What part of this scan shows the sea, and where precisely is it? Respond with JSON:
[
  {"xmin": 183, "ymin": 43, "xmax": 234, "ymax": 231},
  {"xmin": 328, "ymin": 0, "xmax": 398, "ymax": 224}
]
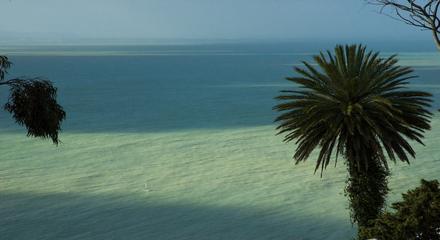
[{"xmin": 0, "ymin": 41, "xmax": 439, "ymax": 240}]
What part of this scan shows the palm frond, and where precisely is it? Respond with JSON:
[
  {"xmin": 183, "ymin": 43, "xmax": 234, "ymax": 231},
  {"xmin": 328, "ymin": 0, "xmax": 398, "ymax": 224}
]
[{"xmin": 274, "ymin": 44, "xmax": 432, "ymax": 175}]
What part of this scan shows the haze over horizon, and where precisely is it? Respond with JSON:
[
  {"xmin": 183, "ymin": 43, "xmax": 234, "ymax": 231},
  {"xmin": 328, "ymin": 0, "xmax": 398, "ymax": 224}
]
[{"xmin": 0, "ymin": 0, "xmax": 432, "ymax": 45}]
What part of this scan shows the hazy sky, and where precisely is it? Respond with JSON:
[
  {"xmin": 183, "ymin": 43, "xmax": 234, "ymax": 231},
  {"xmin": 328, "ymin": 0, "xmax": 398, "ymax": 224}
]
[{"xmin": 0, "ymin": 0, "xmax": 430, "ymax": 41}]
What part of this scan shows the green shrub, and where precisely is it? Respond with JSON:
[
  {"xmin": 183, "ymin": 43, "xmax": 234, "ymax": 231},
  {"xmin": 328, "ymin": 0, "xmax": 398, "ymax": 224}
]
[{"xmin": 359, "ymin": 179, "xmax": 440, "ymax": 240}]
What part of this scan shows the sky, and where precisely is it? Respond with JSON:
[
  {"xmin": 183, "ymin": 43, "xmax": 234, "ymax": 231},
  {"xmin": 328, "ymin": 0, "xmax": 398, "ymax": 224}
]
[{"xmin": 0, "ymin": 0, "xmax": 431, "ymax": 43}]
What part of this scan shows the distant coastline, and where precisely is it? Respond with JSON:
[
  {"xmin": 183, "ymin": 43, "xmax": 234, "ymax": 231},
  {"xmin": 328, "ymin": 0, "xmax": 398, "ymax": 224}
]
[
  {"xmin": 0, "ymin": 39, "xmax": 437, "ymax": 58},
  {"xmin": 0, "ymin": 35, "xmax": 435, "ymax": 51}
]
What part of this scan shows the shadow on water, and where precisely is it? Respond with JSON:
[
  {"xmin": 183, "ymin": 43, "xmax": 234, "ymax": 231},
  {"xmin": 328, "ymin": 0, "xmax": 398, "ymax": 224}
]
[{"xmin": 0, "ymin": 192, "xmax": 355, "ymax": 240}]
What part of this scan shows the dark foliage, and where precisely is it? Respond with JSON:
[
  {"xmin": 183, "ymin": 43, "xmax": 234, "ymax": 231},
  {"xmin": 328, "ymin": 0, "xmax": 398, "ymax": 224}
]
[
  {"xmin": 360, "ymin": 179, "xmax": 440, "ymax": 240},
  {"xmin": 0, "ymin": 55, "xmax": 12, "ymax": 81},
  {"xmin": 274, "ymin": 45, "xmax": 432, "ymax": 229},
  {"xmin": 4, "ymin": 79, "xmax": 66, "ymax": 144},
  {"xmin": 0, "ymin": 55, "xmax": 65, "ymax": 144}
]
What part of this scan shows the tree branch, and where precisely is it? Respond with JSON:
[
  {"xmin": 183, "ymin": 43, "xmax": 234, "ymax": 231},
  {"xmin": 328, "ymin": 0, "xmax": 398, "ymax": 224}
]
[
  {"xmin": 368, "ymin": 0, "xmax": 440, "ymax": 49},
  {"xmin": 369, "ymin": 0, "xmax": 439, "ymax": 28}
]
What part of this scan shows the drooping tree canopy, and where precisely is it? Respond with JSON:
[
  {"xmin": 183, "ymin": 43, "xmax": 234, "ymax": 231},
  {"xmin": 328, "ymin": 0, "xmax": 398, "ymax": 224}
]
[
  {"xmin": 0, "ymin": 55, "xmax": 66, "ymax": 144},
  {"xmin": 368, "ymin": 0, "xmax": 440, "ymax": 49}
]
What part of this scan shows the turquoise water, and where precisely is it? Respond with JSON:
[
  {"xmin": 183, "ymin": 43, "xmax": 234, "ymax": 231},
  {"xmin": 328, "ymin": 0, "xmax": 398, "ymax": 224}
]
[{"xmin": 1, "ymin": 43, "xmax": 440, "ymax": 239}]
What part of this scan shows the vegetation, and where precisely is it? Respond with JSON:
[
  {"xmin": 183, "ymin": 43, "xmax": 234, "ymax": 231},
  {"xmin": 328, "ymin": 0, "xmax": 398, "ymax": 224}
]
[
  {"xmin": 360, "ymin": 179, "xmax": 440, "ymax": 240},
  {"xmin": 274, "ymin": 45, "xmax": 432, "ymax": 233},
  {"xmin": 0, "ymin": 55, "xmax": 65, "ymax": 144},
  {"xmin": 368, "ymin": 0, "xmax": 440, "ymax": 50}
]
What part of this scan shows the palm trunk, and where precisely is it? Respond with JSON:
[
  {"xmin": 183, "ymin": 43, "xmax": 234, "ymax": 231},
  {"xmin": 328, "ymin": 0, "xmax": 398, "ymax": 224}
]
[
  {"xmin": 346, "ymin": 159, "xmax": 389, "ymax": 228},
  {"xmin": 345, "ymin": 139, "xmax": 390, "ymax": 230}
]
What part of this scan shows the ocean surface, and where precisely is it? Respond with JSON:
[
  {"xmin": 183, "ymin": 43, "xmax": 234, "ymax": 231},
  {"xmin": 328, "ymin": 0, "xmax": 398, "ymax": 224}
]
[{"xmin": 1, "ymin": 42, "xmax": 439, "ymax": 240}]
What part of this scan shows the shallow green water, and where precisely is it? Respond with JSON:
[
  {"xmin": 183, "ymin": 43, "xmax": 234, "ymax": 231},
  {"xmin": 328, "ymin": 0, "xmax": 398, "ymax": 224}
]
[{"xmin": 1, "ymin": 43, "xmax": 439, "ymax": 239}]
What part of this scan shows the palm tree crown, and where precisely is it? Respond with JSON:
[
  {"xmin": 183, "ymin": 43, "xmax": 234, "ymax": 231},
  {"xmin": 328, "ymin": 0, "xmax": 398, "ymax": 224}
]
[{"xmin": 275, "ymin": 45, "xmax": 432, "ymax": 174}]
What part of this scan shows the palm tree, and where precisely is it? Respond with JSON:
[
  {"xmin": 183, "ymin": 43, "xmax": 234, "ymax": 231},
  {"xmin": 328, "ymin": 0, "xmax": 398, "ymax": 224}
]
[
  {"xmin": 0, "ymin": 55, "xmax": 65, "ymax": 144},
  {"xmin": 274, "ymin": 45, "xmax": 432, "ymax": 230}
]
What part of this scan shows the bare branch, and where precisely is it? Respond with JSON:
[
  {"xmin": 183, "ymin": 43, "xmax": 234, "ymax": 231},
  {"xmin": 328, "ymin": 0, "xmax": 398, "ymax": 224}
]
[{"xmin": 368, "ymin": 0, "xmax": 440, "ymax": 49}]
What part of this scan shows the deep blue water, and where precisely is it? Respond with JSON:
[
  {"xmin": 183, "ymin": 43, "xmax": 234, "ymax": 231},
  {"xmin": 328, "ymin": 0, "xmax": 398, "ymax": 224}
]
[{"xmin": 1, "ymin": 42, "xmax": 439, "ymax": 133}]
